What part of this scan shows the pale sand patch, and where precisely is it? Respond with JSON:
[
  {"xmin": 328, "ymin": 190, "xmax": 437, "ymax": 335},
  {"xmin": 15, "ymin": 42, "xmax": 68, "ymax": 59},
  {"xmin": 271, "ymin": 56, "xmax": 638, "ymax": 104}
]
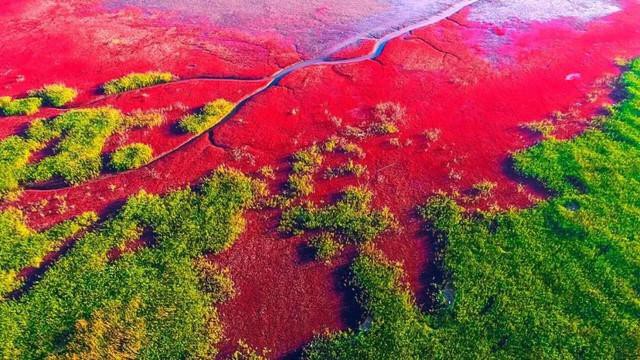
[{"xmin": 470, "ymin": 0, "xmax": 621, "ymax": 23}]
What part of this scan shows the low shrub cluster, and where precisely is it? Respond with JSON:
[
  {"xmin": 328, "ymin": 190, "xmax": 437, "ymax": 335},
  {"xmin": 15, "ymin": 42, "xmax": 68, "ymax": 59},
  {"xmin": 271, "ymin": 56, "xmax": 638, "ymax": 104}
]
[
  {"xmin": 0, "ymin": 166, "xmax": 264, "ymax": 358},
  {"xmin": 0, "ymin": 96, "xmax": 42, "ymax": 116},
  {"xmin": 324, "ymin": 159, "xmax": 367, "ymax": 179},
  {"xmin": 304, "ymin": 248, "xmax": 430, "ymax": 359},
  {"xmin": 48, "ymin": 298, "xmax": 146, "ymax": 360},
  {"xmin": 109, "ymin": 143, "xmax": 154, "ymax": 171},
  {"xmin": 179, "ymin": 99, "xmax": 234, "ymax": 134},
  {"xmin": 308, "ymin": 233, "xmax": 344, "ymax": 264},
  {"xmin": 0, "ymin": 106, "xmax": 164, "ymax": 197},
  {"xmin": 194, "ymin": 257, "xmax": 236, "ymax": 303},
  {"xmin": 522, "ymin": 119, "xmax": 555, "ymax": 137},
  {"xmin": 280, "ymin": 186, "xmax": 397, "ymax": 243},
  {"xmin": 103, "ymin": 71, "xmax": 175, "ymax": 95},
  {"xmin": 29, "ymin": 84, "xmax": 77, "ymax": 107},
  {"xmin": 285, "ymin": 145, "xmax": 324, "ymax": 198},
  {"xmin": 0, "ymin": 208, "xmax": 97, "ymax": 298},
  {"xmin": 304, "ymin": 60, "xmax": 640, "ymax": 358}
]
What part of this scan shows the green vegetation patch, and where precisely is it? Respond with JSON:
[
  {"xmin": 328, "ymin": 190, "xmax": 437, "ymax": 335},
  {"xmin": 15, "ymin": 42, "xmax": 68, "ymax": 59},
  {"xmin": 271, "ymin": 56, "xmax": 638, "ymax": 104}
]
[
  {"xmin": 179, "ymin": 99, "xmax": 235, "ymax": 134},
  {"xmin": 29, "ymin": 84, "xmax": 78, "ymax": 107},
  {"xmin": 305, "ymin": 60, "xmax": 640, "ymax": 358},
  {"xmin": 308, "ymin": 233, "xmax": 344, "ymax": 264},
  {"xmin": 109, "ymin": 143, "xmax": 154, "ymax": 171},
  {"xmin": 103, "ymin": 71, "xmax": 175, "ymax": 95},
  {"xmin": 0, "ymin": 166, "xmax": 264, "ymax": 359},
  {"xmin": 0, "ymin": 209, "xmax": 97, "ymax": 298},
  {"xmin": 0, "ymin": 96, "xmax": 42, "ymax": 116},
  {"xmin": 280, "ymin": 186, "xmax": 397, "ymax": 243},
  {"xmin": 304, "ymin": 248, "xmax": 430, "ymax": 359},
  {"xmin": 0, "ymin": 106, "xmax": 164, "ymax": 197}
]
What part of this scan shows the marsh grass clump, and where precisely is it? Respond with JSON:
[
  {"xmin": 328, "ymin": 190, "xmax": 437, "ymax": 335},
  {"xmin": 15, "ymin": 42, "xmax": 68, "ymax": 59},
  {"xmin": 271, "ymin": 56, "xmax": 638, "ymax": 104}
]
[
  {"xmin": 109, "ymin": 143, "xmax": 154, "ymax": 171},
  {"xmin": 308, "ymin": 233, "xmax": 344, "ymax": 264},
  {"xmin": 369, "ymin": 102, "xmax": 406, "ymax": 136},
  {"xmin": 194, "ymin": 258, "xmax": 236, "ymax": 303},
  {"xmin": 472, "ymin": 180, "xmax": 497, "ymax": 197},
  {"xmin": 179, "ymin": 99, "xmax": 235, "ymax": 134},
  {"xmin": 522, "ymin": 120, "xmax": 555, "ymax": 137},
  {"xmin": 279, "ymin": 186, "xmax": 397, "ymax": 243},
  {"xmin": 285, "ymin": 173, "xmax": 315, "ymax": 197},
  {"xmin": 0, "ymin": 96, "xmax": 42, "ymax": 116},
  {"xmin": 324, "ymin": 160, "xmax": 366, "ymax": 179},
  {"xmin": 0, "ymin": 208, "xmax": 97, "ymax": 298},
  {"xmin": 49, "ymin": 298, "xmax": 146, "ymax": 360},
  {"xmin": 0, "ymin": 166, "xmax": 263, "ymax": 358},
  {"xmin": 29, "ymin": 84, "xmax": 77, "ymax": 107},
  {"xmin": 103, "ymin": 71, "xmax": 175, "ymax": 95},
  {"xmin": 121, "ymin": 110, "xmax": 165, "ymax": 130},
  {"xmin": 0, "ymin": 106, "xmax": 166, "ymax": 197},
  {"xmin": 304, "ymin": 248, "xmax": 429, "ymax": 359},
  {"xmin": 228, "ymin": 341, "xmax": 269, "ymax": 360},
  {"xmin": 423, "ymin": 128, "xmax": 442, "ymax": 142},
  {"xmin": 291, "ymin": 145, "xmax": 324, "ymax": 174},
  {"xmin": 27, "ymin": 107, "xmax": 125, "ymax": 185}
]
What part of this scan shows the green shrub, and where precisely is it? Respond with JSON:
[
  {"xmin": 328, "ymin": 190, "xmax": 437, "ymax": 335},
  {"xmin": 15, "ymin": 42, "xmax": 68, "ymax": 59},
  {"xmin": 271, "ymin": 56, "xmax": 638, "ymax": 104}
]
[
  {"xmin": 304, "ymin": 248, "xmax": 430, "ymax": 359},
  {"xmin": 522, "ymin": 120, "xmax": 555, "ymax": 137},
  {"xmin": 194, "ymin": 258, "xmax": 236, "ymax": 303},
  {"xmin": 0, "ymin": 96, "xmax": 42, "ymax": 116},
  {"xmin": 0, "ymin": 166, "xmax": 263, "ymax": 358},
  {"xmin": 103, "ymin": 71, "xmax": 175, "ymax": 95},
  {"xmin": 49, "ymin": 298, "xmax": 146, "ymax": 360},
  {"xmin": 109, "ymin": 143, "xmax": 154, "ymax": 171},
  {"xmin": 0, "ymin": 208, "xmax": 97, "ymax": 298},
  {"xmin": 291, "ymin": 145, "xmax": 324, "ymax": 174},
  {"xmin": 471, "ymin": 180, "xmax": 497, "ymax": 197},
  {"xmin": 179, "ymin": 99, "xmax": 234, "ymax": 134},
  {"xmin": 308, "ymin": 233, "xmax": 344, "ymax": 264},
  {"xmin": 324, "ymin": 160, "xmax": 366, "ymax": 179},
  {"xmin": 280, "ymin": 186, "xmax": 397, "ymax": 243},
  {"xmin": 29, "ymin": 84, "xmax": 77, "ymax": 107}
]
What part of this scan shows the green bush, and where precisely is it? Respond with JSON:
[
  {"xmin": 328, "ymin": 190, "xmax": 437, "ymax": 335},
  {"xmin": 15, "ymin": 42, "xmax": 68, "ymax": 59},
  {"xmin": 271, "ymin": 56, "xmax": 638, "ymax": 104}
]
[
  {"xmin": 304, "ymin": 248, "xmax": 430, "ymax": 359},
  {"xmin": 227, "ymin": 340, "xmax": 268, "ymax": 360},
  {"xmin": 179, "ymin": 99, "xmax": 235, "ymax": 134},
  {"xmin": 0, "ymin": 106, "xmax": 166, "ymax": 197},
  {"xmin": 29, "ymin": 84, "xmax": 77, "ymax": 107},
  {"xmin": 194, "ymin": 257, "xmax": 236, "ymax": 303},
  {"xmin": 0, "ymin": 166, "xmax": 264, "ymax": 358},
  {"xmin": 0, "ymin": 96, "xmax": 42, "ymax": 116},
  {"xmin": 0, "ymin": 208, "xmax": 97, "ymax": 298},
  {"xmin": 324, "ymin": 160, "xmax": 367, "ymax": 179},
  {"xmin": 308, "ymin": 233, "xmax": 344, "ymax": 264},
  {"xmin": 109, "ymin": 143, "xmax": 154, "ymax": 171},
  {"xmin": 103, "ymin": 71, "xmax": 175, "ymax": 95},
  {"xmin": 48, "ymin": 298, "xmax": 146, "ymax": 360},
  {"xmin": 291, "ymin": 145, "xmax": 324, "ymax": 174},
  {"xmin": 280, "ymin": 186, "xmax": 397, "ymax": 243}
]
